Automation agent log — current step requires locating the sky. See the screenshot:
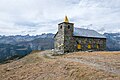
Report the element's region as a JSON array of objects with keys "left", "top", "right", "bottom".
[{"left": 0, "top": 0, "right": 120, "bottom": 35}]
